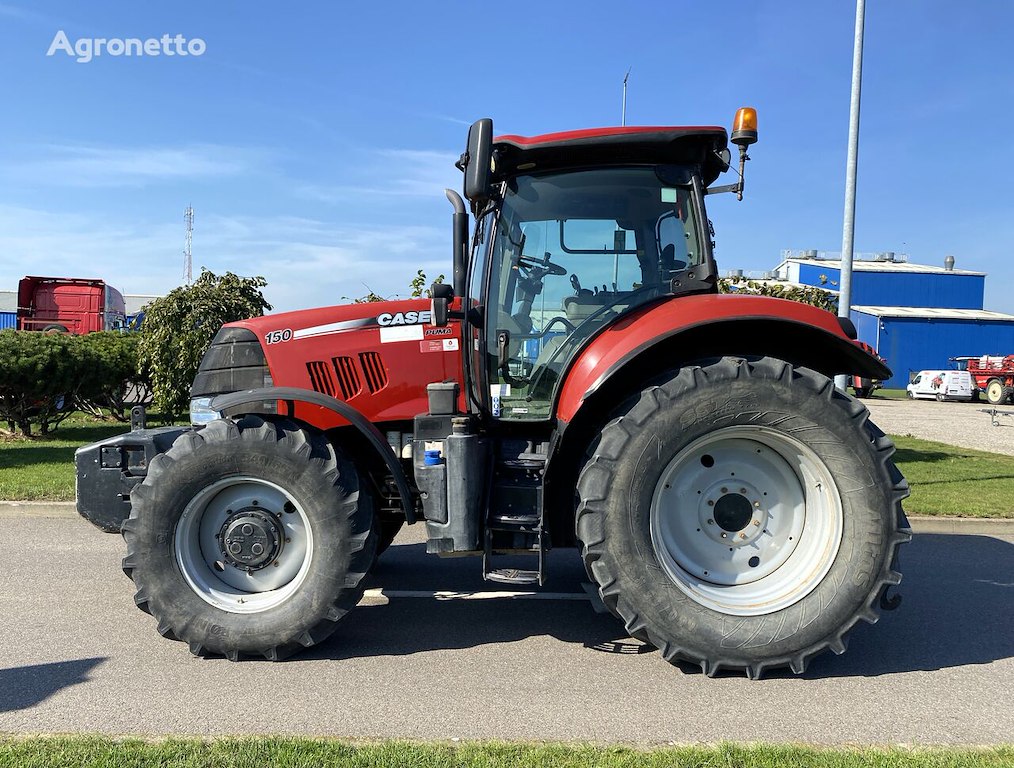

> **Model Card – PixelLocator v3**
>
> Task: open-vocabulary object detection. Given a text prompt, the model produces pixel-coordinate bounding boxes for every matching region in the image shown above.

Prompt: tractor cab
[442,120,751,422]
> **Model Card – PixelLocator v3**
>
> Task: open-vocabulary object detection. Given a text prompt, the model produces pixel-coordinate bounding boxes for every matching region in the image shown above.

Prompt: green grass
[891,436,1014,518]
[0,415,127,501]
[1,418,1013,519]
[0,413,182,502]
[872,388,909,400]
[0,738,1010,768]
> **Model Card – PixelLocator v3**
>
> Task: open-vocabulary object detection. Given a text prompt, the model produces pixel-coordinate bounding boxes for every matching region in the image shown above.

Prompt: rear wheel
[122,415,376,660]
[576,357,910,678]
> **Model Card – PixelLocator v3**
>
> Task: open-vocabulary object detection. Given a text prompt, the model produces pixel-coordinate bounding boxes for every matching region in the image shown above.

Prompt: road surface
[1,511,1011,744]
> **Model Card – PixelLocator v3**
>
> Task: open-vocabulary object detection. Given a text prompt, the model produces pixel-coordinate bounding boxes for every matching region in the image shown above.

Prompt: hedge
[0,330,150,436]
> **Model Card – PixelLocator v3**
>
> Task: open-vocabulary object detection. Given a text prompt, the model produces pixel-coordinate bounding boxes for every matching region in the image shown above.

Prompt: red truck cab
[16,276,126,333]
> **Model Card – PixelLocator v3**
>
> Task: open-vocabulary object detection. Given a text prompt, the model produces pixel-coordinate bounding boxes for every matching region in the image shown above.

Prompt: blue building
[0,290,15,330]
[776,252,1014,388]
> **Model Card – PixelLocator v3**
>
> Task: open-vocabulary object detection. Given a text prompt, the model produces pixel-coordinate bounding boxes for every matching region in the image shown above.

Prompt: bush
[0,330,148,436]
[0,331,80,436]
[718,277,839,313]
[75,332,152,421]
[137,270,271,418]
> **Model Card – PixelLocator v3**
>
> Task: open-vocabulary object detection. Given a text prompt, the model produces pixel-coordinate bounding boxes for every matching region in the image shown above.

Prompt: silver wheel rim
[650,426,843,617]
[175,476,312,614]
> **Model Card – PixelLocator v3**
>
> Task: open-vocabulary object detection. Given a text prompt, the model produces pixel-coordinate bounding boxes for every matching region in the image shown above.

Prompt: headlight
[189,397,220,426]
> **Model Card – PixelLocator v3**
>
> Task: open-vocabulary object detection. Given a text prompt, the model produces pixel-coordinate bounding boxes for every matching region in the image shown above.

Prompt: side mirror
[430,283,454,327]
[462,118,494,207]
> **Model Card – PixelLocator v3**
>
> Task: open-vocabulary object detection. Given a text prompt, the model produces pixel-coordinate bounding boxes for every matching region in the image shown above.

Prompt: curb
[907,515,1014,535]
[0,503,1011,535]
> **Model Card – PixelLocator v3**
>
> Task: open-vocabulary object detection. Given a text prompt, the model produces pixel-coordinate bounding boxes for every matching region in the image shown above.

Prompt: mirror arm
[704,145,750,199]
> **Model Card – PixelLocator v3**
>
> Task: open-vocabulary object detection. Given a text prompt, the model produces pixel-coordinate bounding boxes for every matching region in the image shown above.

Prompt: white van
[906,370,975,402]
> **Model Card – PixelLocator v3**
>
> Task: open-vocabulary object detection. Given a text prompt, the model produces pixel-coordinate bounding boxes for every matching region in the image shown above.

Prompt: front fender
[211,387,416,523]
[556,294,890,422]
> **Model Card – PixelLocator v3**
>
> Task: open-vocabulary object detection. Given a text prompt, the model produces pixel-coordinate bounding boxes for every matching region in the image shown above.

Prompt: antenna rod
[621,67,631,126]
[184,205,194,284]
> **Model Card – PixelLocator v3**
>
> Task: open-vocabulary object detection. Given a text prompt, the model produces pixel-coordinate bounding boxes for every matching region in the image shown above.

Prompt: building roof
[780,257,984,277]
[0,291,14,312]
[125,295,160,315]
[852,305,1014,321]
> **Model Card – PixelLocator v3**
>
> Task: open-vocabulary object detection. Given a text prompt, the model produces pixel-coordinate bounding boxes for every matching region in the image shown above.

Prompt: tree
[717,276,839,313]
[137,270,272,418]
[344,270,446,303]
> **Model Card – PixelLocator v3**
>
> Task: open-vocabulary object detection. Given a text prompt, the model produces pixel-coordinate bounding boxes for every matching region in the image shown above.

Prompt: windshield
[483,166,701,420]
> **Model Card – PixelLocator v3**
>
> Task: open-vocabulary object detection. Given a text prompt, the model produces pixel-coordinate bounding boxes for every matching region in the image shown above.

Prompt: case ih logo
[377,311,431,326]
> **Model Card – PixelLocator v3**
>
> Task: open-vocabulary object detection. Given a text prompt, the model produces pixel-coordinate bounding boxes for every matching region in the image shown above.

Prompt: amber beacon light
[731,107,758,147]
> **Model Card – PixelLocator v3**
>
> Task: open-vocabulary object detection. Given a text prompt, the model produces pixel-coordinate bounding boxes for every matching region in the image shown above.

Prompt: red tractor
[76,110,910,677]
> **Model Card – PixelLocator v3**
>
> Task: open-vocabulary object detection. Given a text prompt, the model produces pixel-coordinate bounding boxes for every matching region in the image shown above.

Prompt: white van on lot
[906,370,975,401]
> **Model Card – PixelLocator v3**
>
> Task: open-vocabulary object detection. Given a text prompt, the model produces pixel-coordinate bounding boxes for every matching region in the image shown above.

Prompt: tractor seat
[562,290,633,322]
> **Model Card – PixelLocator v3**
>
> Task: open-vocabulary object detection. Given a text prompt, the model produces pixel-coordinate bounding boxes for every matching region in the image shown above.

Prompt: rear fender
[556,294,889,422]
[211,387,416,523]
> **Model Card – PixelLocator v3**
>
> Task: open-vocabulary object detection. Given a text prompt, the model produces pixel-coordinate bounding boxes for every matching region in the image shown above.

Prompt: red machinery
[952,355,1014,404]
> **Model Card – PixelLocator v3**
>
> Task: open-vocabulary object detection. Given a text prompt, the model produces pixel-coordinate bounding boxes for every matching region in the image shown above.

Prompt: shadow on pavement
[806,533,1014,678]
[309,534,1013,679]
[0,657,106,712]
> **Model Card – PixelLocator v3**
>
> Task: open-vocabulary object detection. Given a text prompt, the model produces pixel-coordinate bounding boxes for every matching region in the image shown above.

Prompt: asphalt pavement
[0,510,1011,745]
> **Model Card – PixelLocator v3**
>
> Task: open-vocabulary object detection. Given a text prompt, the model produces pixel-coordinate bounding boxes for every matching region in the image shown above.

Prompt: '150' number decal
[265,329,293,344]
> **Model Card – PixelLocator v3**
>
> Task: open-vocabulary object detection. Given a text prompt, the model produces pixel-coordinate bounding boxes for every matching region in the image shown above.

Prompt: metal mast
[183,205,194,284]
[621,67,631,126]
[835,0,866,392]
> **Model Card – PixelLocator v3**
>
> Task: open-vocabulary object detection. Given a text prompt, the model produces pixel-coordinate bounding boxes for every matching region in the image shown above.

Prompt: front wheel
[576,357,910,678]
[121,416,376,660]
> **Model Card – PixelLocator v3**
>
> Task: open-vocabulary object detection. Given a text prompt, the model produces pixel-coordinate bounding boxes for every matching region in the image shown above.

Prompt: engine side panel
[229,299,465,429]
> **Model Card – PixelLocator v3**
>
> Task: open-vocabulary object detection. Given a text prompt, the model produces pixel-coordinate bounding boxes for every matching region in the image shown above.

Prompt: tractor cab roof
[492,126,730,186]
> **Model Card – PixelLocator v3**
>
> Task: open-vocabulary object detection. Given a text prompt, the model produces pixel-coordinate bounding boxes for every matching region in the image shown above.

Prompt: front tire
[576,357,910,678]
[121,416,376,660]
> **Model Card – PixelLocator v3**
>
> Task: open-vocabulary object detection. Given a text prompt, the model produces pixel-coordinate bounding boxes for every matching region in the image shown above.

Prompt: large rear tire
[576,357,910,678]
[121,415,376,660]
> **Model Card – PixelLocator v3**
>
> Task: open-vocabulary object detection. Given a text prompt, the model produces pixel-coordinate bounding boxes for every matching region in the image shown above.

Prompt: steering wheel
[517,253,567,277]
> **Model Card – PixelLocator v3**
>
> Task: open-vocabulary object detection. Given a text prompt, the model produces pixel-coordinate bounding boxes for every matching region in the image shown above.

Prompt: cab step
[485,568,542,585]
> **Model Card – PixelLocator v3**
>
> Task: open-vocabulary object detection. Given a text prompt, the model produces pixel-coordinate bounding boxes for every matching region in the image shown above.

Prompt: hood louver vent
[306,361,337,398]
[359,351,388,394]
[332,356,362,400]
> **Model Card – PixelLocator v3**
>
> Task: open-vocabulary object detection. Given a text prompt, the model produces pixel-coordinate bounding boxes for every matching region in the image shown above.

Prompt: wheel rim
[987,381,1003,403]
[175,476,313,614]
[650,426,844,617]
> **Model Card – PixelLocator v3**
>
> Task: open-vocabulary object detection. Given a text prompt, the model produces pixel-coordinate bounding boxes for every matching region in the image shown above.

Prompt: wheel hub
[713,492,754,533]
[219,508,283,571]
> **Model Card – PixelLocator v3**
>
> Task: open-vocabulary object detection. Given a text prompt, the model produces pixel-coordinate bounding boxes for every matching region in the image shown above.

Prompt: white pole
[835,0,865,393]
[621,68,630,126]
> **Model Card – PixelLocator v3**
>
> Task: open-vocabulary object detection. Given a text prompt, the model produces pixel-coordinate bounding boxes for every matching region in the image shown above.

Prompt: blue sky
[0,1,1011,314]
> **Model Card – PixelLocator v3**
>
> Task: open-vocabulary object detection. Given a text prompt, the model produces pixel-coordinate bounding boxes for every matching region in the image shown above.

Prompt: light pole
[836,0,866,392]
